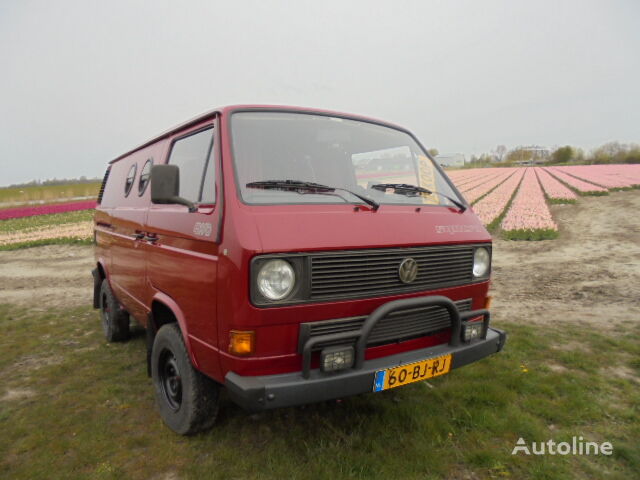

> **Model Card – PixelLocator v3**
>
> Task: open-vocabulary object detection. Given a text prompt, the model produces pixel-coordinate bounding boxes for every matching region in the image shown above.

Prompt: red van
[93,105,506,435]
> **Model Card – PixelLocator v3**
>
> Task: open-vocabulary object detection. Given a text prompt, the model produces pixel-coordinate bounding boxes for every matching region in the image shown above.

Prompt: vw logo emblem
[398,258,419,283]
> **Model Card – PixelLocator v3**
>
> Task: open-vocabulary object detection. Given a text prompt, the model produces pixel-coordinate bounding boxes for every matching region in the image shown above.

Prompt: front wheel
[151,324,220,435]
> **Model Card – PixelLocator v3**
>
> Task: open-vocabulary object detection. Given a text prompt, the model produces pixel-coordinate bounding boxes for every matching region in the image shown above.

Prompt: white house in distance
[435,153,465,168]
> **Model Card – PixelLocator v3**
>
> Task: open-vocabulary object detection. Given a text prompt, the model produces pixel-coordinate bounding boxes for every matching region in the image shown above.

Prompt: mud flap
[91,268,101,309]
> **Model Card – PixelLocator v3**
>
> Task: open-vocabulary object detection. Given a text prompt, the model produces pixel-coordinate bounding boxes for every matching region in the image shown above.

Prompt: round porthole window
[124,164,137,197]
[138,158,153,196]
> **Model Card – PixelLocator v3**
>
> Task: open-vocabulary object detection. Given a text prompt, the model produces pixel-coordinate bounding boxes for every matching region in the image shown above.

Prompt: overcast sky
[1,0,639,186]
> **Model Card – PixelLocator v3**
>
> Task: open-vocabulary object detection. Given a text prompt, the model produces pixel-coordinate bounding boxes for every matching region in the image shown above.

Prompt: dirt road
[0,244,92,308]
[1,191,639,329]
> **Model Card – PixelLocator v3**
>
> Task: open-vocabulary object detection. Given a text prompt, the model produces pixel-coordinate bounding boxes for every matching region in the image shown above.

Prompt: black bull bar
[301,295,490,378]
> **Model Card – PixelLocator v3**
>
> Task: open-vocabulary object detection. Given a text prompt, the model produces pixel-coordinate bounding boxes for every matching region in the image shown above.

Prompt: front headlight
[257,259,296,300]
[473,247,490,277]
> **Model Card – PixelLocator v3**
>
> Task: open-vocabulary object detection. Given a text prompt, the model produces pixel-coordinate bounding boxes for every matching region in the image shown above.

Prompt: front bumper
[225,295,506,411]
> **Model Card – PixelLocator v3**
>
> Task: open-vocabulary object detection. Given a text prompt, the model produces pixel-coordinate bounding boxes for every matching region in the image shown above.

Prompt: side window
[138,158,153,196]
[124,164,137,197]
[168,128,215,203]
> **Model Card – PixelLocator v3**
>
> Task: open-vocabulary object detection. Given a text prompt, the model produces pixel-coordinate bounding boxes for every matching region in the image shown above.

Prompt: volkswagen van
[93,105,506,435]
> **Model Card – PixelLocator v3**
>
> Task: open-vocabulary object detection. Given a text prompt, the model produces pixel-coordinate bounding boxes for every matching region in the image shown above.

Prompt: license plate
[373,354,452,392]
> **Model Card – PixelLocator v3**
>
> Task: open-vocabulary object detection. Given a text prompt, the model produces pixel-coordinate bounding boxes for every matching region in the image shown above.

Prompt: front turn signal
[229,330,255,356]
[485,295,493,310]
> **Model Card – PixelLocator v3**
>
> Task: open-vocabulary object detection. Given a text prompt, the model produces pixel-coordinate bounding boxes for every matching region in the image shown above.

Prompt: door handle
[133,232,145,240]
[97,221,114,231]
[145,234,158,243]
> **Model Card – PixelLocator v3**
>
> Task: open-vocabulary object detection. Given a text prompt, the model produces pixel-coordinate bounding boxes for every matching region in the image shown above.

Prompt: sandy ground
[0,244,93,308]
[491,190,640,330]
[0,191,639,330]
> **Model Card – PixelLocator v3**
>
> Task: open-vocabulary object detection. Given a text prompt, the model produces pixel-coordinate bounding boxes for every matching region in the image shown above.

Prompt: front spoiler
[225,327,506,411]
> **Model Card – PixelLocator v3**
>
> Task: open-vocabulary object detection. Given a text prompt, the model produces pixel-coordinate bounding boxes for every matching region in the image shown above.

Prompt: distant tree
[551,146,574,164]
[505,147,534,164]
[590,142,640,164]
[474,154,491,165]
[625,145,640,163]
[464,153,494,168]
[592,142,621,163]
[573,148,585,163]
[493,145,507,162]
[428,148,439,157]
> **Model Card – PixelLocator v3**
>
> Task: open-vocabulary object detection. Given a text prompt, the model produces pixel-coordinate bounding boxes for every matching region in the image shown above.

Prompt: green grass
[502,228,560,241]
[547,197,577,205]
[0,183,100,205]
[577,190,609,197]
[1,305,638,479]
[0,237,93,251]
[0,210,94,233]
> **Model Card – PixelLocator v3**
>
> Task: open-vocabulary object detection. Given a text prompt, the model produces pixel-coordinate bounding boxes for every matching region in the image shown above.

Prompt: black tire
[151,323,220,435]
[99,279,130,342]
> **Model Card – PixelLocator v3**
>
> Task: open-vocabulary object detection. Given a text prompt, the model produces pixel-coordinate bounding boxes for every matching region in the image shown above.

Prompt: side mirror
[150,164,196,212]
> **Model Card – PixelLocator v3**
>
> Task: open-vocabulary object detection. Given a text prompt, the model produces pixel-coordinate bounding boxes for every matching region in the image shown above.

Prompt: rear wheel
[99,280,130,342]
[151,323,220,435]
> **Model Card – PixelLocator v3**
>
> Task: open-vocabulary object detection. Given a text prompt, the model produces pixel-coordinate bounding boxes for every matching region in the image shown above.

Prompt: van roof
[109,104,406,164]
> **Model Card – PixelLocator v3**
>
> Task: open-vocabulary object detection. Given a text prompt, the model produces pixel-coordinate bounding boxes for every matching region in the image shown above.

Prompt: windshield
[231,112,463,207]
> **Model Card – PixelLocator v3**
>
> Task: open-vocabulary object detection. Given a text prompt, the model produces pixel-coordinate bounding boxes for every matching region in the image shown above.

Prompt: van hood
[249,206,491,253]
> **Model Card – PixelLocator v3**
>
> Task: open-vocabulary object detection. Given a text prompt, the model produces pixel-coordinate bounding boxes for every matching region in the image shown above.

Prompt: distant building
[518,145,550,165]
[435,153,465,168]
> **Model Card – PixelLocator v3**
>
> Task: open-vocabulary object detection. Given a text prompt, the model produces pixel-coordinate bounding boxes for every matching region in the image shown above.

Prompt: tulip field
[0,164,639,248]
[0,200,95,250]
[0,200,96,221]
[450,164,640,240]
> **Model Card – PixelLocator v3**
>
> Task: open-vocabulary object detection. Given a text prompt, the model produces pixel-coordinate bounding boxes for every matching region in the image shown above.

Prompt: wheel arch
[148,292,199,370]
[92,259,109,308]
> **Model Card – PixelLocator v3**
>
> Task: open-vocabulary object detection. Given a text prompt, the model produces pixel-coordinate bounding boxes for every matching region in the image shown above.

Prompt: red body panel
[95,105,492,384]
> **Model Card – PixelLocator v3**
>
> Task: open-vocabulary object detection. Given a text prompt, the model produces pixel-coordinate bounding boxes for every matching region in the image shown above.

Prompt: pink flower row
[543,168,607,193]
[552,165,640,189]
[501,168,557,231]
[0,200,96,221]
[462,168,518,204]
[448,170,497,189]
[445,170,481,183]
[471,168,526,226]
[534,168,577,201]
[458,168,511,192]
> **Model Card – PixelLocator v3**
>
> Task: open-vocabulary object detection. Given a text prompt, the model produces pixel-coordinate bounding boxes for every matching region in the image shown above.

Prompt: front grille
[310,245,477,300]
[299,298,472,352]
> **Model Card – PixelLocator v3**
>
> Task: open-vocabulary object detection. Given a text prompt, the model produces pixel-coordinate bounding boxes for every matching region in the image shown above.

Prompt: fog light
[462,322,484,342]
[320,346,354,372]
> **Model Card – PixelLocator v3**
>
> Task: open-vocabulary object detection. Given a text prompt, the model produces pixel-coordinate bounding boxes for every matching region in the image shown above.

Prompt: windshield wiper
[371,183,466,212]
[246,180,379,211]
